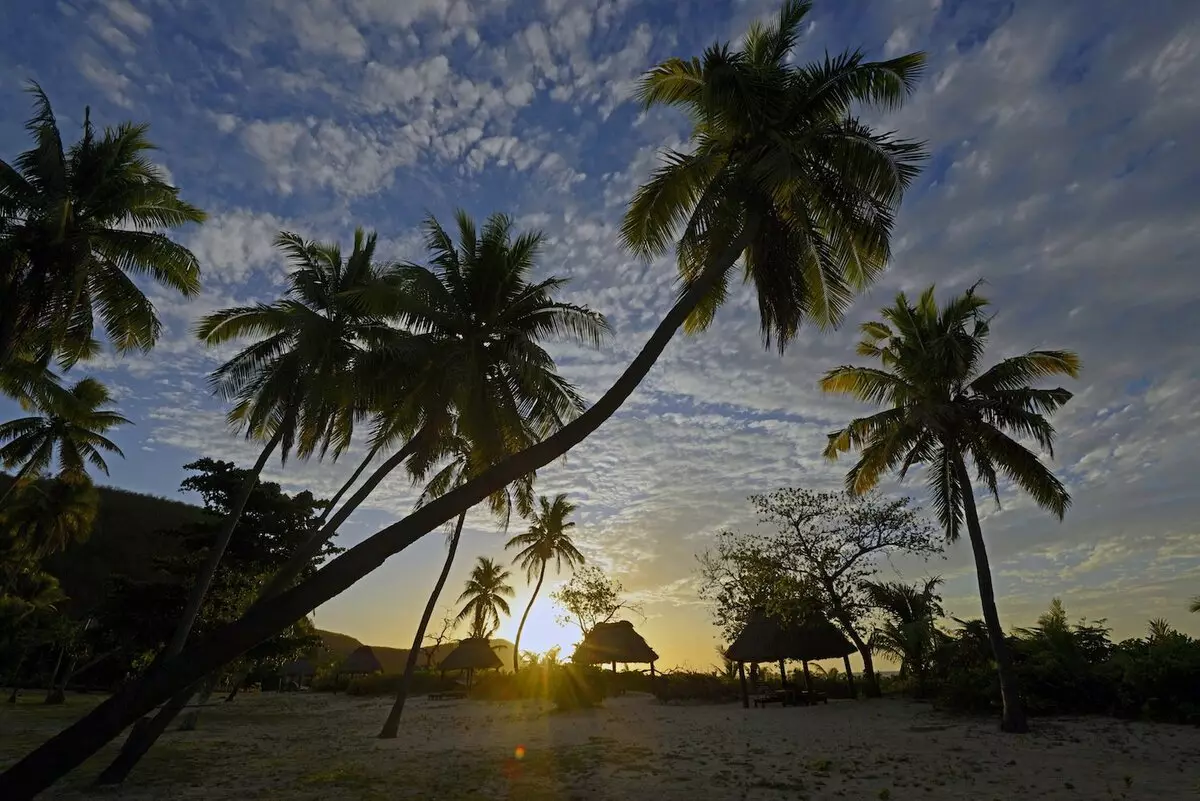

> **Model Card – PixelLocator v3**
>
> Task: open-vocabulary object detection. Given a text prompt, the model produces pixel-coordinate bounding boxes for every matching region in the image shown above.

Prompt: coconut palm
[92,229,399,786]
[0,83,205,369]
[0,473,98,560]
[377,431,534,739]
[0,5,929,789]
[456,557,514,640]
[864,577,943,697]
[506,493,584,673]
[1189,596,1199,614]
[820,285,1080,732]
[0,377,127,509]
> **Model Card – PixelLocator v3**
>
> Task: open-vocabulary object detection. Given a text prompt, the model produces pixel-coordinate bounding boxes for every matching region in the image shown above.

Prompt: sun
[499,596,580,657]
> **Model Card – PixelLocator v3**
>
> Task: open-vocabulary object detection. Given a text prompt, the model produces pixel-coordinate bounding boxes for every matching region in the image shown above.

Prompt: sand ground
[2,691,1199,799]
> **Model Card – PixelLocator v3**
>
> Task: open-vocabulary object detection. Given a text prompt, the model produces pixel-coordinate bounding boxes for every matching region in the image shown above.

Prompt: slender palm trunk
[512,565,545,674]
[954,456,1028,733]
[7,648,28,703]
[95,433,280,785]
[378,511,466,739]
[0,226,756,798]
[317,446,378,525]
[0,461,37,510]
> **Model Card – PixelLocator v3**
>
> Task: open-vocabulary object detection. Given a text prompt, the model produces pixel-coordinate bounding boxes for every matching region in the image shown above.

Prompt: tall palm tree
[377,433,534,739]
[506,493,584,673]
[1189,596,1199,614]
[864,577,943,697]
[820,284,1080,732]
[0,83,205,369]
[0,377,127,508]
[91,229,398,787]
[456,557,514,640]
[0,5,929,790]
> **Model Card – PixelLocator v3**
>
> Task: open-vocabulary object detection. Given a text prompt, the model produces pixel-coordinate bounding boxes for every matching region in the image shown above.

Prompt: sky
[2,0,1198,670]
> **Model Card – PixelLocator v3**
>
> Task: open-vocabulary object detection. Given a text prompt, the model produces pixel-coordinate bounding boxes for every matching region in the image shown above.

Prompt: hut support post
[778,659,787,687]
[802,661,813,694]
[842,654,857,698]
[738,662,749,709]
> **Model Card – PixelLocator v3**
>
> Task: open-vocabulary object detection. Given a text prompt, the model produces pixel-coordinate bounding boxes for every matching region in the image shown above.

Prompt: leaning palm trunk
[823,590,880,698]
[97,433,424,783]
[378,511,466,739]
[512,564,546,674]
[0,228,754,798]
[95,432,280,785]
[316,446,378,525]
[955,456,1028,733]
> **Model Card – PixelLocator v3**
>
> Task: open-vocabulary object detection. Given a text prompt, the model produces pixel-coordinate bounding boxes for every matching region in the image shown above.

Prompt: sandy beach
[4,692,1198,799]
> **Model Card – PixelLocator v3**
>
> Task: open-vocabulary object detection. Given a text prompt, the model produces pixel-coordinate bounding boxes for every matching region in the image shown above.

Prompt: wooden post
[778,659,787,686]
[612,661,617,673]
[802,660,813,694]
[843,654,857,699]
[738,662,749,709]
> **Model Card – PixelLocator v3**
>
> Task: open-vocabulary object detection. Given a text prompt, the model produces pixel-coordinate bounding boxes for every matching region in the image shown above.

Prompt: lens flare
[514,745,526,760]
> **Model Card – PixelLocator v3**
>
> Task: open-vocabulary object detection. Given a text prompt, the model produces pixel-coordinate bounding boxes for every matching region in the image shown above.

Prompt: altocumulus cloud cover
[2,0,1197,665]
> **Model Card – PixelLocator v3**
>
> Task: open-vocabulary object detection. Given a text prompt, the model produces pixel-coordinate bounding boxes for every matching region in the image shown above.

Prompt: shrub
[653,671,740,703]
[550,664,607,710]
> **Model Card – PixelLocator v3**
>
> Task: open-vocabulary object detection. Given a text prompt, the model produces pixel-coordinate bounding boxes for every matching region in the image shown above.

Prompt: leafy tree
[0,83,205,369]
[0,5,926,789]
[0,377,127,508]
[747,488,941,696]
[506,493,585,673]
[864,577,944,697]
[456,557,514,640]
[821,284,1080,732]
[552,565,639,637]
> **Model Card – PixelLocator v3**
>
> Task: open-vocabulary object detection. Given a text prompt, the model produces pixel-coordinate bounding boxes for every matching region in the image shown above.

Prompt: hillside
[316,629,516,672]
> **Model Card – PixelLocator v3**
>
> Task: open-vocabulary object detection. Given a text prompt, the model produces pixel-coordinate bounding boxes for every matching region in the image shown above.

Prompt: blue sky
[2,0,1198,666]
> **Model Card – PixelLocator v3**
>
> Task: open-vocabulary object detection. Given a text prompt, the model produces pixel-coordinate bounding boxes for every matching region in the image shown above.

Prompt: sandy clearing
[3,692,1198,799]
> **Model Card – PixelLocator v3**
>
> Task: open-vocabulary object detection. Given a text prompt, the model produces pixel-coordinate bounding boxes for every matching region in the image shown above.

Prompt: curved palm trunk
[96,434,423,783]
[378,511,466,739]
[0,227,756,798]
[0,461,37,510]
[316,446,378,526]
[95,432,280,785]
[512,564,546,674]
[954,456,1028,733]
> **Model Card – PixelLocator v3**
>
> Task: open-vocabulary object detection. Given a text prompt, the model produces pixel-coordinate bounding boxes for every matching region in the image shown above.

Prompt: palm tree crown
[0,376,128,481]
[506,493,584,581]
[621,0,926,348]
[196,228,396,463]
[0,83,205,367]
[456,556,514,639]
[360,211,610,470]
[821,284,1080,537]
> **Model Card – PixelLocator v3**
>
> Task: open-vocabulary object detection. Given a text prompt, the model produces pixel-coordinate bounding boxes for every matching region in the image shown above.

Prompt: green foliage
[456,556,514,639]
[623,0,926,345]
[866,577,944,697]
[0,83,205,369]
[653,670,740,704]
[549,663,607,710]
[929,601,1200,722]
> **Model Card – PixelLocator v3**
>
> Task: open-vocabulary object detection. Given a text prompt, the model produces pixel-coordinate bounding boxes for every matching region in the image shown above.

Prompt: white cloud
[77,52,132,107]
[103,0,151,34]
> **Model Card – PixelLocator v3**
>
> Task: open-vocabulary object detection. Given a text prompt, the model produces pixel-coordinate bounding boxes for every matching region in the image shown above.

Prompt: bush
[550,664,607,710]
[653,671,740,703]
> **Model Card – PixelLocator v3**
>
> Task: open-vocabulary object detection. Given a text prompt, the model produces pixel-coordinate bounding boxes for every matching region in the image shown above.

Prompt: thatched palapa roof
[724,611,855,664]
[573,620,658,665]
[437,637,503,672]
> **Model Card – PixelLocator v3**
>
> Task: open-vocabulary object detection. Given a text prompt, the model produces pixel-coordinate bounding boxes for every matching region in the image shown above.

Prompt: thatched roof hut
[437,637,503,673]
[573,621,659,668]
[724,611,855,664]
[338,645,385,676]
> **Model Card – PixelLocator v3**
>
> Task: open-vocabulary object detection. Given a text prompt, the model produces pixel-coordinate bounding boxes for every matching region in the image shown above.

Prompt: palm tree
[864,577,943,697]
[1189,597,1199,614]
[506,493,584,673]
[820,285,1080,732]
[0,83,205,369]
[0,377,127,508]
[377,432,534,739]
[0,473,98,559]
[0,5,930,790]
[91,229,398,787]
[456,557,514,640]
